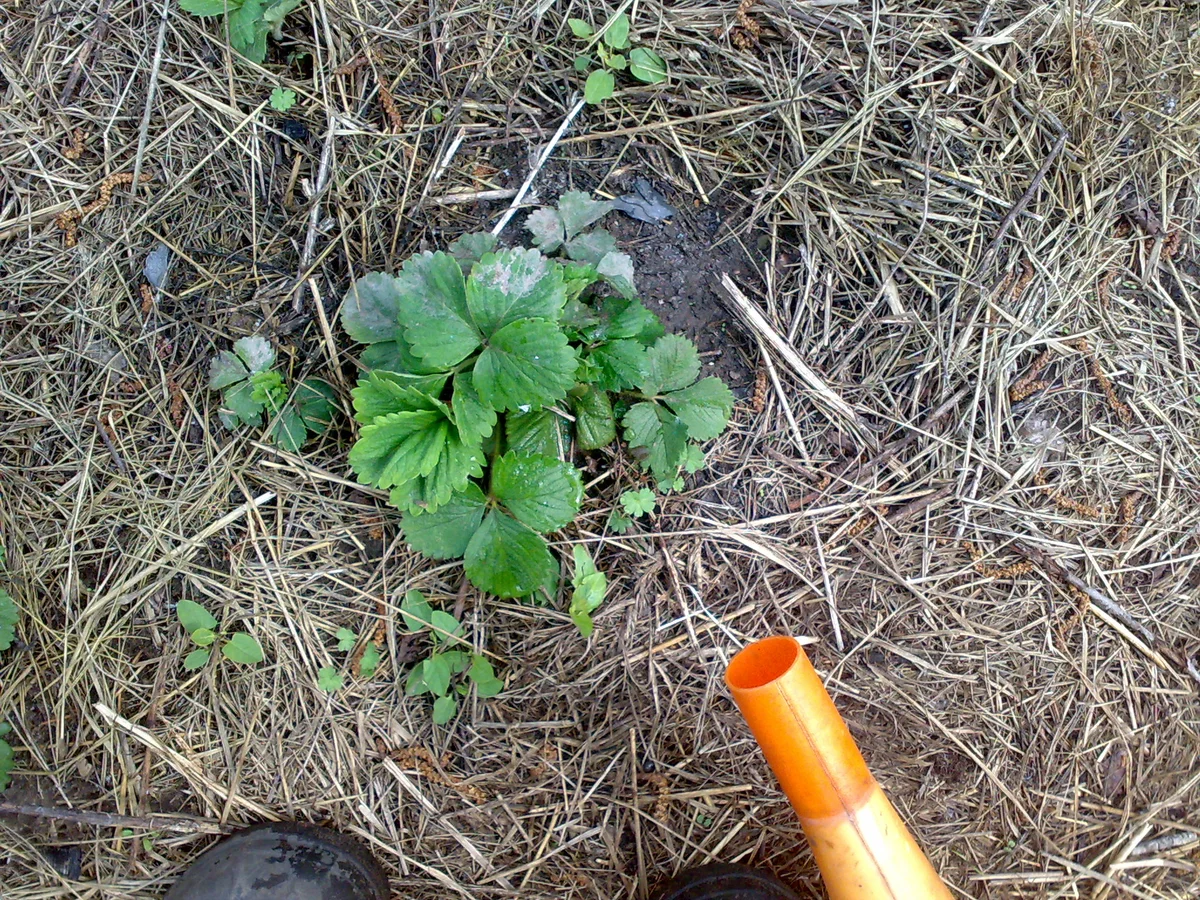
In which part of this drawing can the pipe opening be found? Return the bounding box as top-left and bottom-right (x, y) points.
(726, 636), (800, 690)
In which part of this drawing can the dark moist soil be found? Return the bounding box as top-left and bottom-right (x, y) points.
(604, 197), (758, 395)
(483, 146), (759, 395)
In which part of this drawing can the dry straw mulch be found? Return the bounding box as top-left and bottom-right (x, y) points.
(2, 0), (1200, 897)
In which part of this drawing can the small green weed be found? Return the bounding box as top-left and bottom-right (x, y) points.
(177, 599), (264, 669)
(0, 723), (14, 792)
(620, 487), (656, 517)
(315, 626), (380, 692)
(568, 13), (667, 104)
(208, 336), (337, 451)
(0, 586), (16, 653)
(568, 545), (607, 638)
(269, 87), (297, 111)
(400, 591), (503, 724)
(179, 0), (305, 64)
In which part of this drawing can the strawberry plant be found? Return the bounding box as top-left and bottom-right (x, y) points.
(339, 191), (732, 609)
(208, 336), (337, 451)
(179, 0), (305, 64)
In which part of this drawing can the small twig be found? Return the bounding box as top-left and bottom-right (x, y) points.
(294, 116), (338, 313)
(718, 274), (872, 446)
(1129, 830), (1200, 858)
(0, 801), (231, 835)
(131, 0), (171, 192)
(59, 0), (115, 105)
(490, 96), (586, 237)
(886, 485), (953, 523)
(430, 188), (517, 206)
(1012, 543), (1155, 645)
(982, 130), (1067, 264)
(94, 415), (127, 472)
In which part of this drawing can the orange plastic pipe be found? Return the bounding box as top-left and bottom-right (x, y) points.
(726, 636), (952, 900)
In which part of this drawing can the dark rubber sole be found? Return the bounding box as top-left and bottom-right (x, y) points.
(651, 863), (803, 900)
(164, 821), (389, 900)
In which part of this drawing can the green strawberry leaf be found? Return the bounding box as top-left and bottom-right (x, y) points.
(663, 376), (734, 441)
(401, 483), (486, 559)
(683, 444), (706, 474)
(177, 599), (218, 635)
(448, 231), (498, 264)
(360, 336), (445, 376)
(294, 378), (338, 434)
(385, 427), (485, 514)
(465, 249), (566, 336)
(557, 191), (614, 239)
(589, 339), (646, 392)
(267, 405), (307, 451)
(432, 694), (458, 724)
(208, 351), (250, 390)
(221, 633), (264, 664)
(597, 297), (663, 344)
(400, 590), (434, 631)
(464, 510), (559, 598)
(222, 379), (263, 427)
(564, 229), (617, 265)
(473, 319), (577, 412)
(573, 388), (616, 450)
(641, 334), (701, 394)
(397, 252), (480, 368)
(506, 409), (569, 458)
(596, 251), (636, 298)
(342, 273), (405, 344)
(351, 371), (448, 423)
(492, 452), (584, 533)
(525, 208), (566, 253)
(623, 401), (688, 479)
(450, 372), (496, 444)
(350, 409), (483, 510)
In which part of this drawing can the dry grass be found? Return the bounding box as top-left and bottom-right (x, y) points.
(3, 0), (1200, 897)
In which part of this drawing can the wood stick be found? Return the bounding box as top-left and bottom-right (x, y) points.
(982, 130), (1067, 263)
(717, 274), (870, 444)
(490, 96), (586, 237)
(0, 801), (231, 835)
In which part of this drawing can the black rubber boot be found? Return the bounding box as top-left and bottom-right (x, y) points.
(651, 863), (803, 900)
(164, 822), (389, 900)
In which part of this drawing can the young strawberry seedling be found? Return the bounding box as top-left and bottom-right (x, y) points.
(208, 336), (337, 451)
